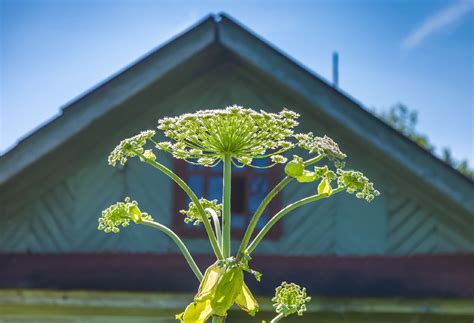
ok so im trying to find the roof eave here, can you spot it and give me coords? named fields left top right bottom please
left=216, top=13, right=474, bottom=215
left=1, top=13, right=472, bottom=215
left=0, top=15, right=219, bottom=186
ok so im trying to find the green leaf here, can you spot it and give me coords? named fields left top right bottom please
left=295, top=170, right=316, bottom=183
left=235, top=283, right=259, bottom=316
left=177, top=262, right=246, bottom=322
left=211, top=266, right=243, bottom=316
left=317, top=177, right=332, bottom=195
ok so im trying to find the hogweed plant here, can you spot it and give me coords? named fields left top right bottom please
left=100, top=105, right=379, bottom=322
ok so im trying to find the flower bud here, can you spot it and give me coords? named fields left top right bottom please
left=285, top=159, right=304, bottom=177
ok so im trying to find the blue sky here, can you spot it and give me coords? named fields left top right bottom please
left=1, top=0, right=473, bottom=164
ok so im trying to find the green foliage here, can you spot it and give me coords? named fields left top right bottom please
left=378, top=103, right=473, bottom=179
left=99, top=106, right=380, bottom=322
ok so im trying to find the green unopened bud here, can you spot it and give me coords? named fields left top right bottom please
left=285, top=156, right=304, bottom=177
left=270, top=155, right=288, bottom=164
left=129, top=204, right=142, bottom=223
left=140, top=149, right=156, bottom=161
left=272, top=282, right=311, bottom=317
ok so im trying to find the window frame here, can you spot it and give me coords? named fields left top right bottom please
left=171, top=159, right=283, bottom=240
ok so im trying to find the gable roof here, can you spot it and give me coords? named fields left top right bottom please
left=0, top=13, right=472, bottom=215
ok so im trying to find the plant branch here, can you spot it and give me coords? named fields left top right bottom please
left=141, top=219, right=203, bottom=281
left=270, top=313, right=285, bottom=323
left=206, top=207, right=223, bottom=252
left=133, top=150, right=223, bottom=260
left=246, top=186, right=345, bottom=254
left=237, top=154, right=325, bottom=259
left=237, top=176, right=292, bottom=259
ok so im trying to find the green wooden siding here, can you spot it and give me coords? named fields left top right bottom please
left=0, top=63, right=473, bottom=255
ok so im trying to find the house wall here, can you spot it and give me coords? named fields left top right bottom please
left=1, top=63, right=472, bottom=256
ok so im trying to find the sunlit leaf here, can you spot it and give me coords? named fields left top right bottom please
left=235, top=282, right=259, bottom=316
left=317, top=177, right=332, bottom=195
left=296, top=170, right=317, bottom=183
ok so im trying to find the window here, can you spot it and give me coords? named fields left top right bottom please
left=172, top=158, right=282, bottom=240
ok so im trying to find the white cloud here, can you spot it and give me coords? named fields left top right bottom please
left=402, top=0, right=474, bottom=50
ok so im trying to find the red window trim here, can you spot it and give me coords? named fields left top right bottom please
left=172, top=159, right=283, bottom=240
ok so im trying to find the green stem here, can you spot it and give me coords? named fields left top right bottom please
left=222, top=154, right=232, bottom=258
left=237, top=176, right=292, bottom=259
left=206, top=208, right=223, bottom=252
left=134, top=150, right=223, bottom=260
left=246, top=187, right=345, bottom=254
left=270, top=313, right=284, bottom=323
left=237, top=154, right=325, bottom=259
left=141, top=219, right=203, bottom=281
left=211, top=315, right=225, bottom=323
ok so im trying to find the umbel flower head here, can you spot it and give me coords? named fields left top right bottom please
left=98, top=197, right=153, bottom=233
left=156, top=105, right=299, bottom=167
left=108, top=130, right=156, bottom=166
left=106, top=106, right=350, bottom=172
left=295, top=133, right=346, bottom=168
left=337, top=169, right=380, bottom=202
left=272, top=282, right=311, bottom=317
left=180, top=198, right=222, bottom=225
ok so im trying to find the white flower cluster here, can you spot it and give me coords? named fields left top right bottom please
left=98, top=197, right=153, bottom=233
left=180, top=198, right=222, bottom=225
left=295, top=133, right=346, bottom=167
left=337, top=169, right=380, bottom=202
left=156, top=105, right=298, bottom=167
left=108, top=130, right=156, bottom=166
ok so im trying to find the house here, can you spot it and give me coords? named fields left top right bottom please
left=1, top=13, right=473, bottom=322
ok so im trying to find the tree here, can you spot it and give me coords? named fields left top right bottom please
left=377, top=103, right=473, bottom=179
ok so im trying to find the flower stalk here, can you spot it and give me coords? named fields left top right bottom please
left=237, top=154, right=325, bottom=260
left=134, top=149, right=223, bottom=260
left=141, top=219, right=203, bottom=281
left=247, top=187, right=346, bottom=254
left=222, top=154, right=232, bottom=258
left=270, top=313, right=284, bottom=323
left=207, top=208, right=223, bottom=252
